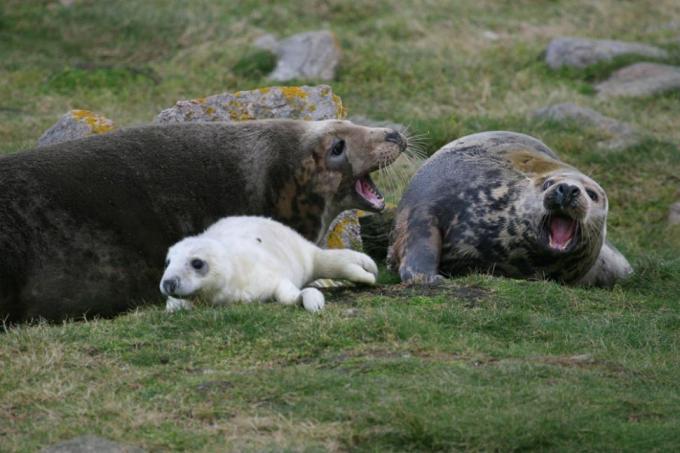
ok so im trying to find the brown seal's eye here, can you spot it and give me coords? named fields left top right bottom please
left=586, top=189, right=599, bottom=202
left=190, top=259, right=205, bottom=270
left=542, top=179, right=554, bottom=191
left=331, top=139, right=345, bottom=156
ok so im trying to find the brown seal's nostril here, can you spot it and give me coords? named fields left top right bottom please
left=385, top=130, right=406, bottom=150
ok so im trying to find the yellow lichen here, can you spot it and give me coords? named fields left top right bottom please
left=258, top=87, right=271, bottom=94
left=332, top=94, right=347, bottom=119
left=195, top=97, right=207, bottom=104
left=205, top=106, right=215, bottom=115
left=279, top=86, right=309, bottom=102
left=325, top=213, right=360, bottom=249
left=70, top=109, right=114, bottom=134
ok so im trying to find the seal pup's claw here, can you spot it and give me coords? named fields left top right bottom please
left=301, top=288, right=325, bottom=312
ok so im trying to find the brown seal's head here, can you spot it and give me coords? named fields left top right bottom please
left=303, top=120, right=407, bottom=213
left=534, top=169, right=608, bottom=254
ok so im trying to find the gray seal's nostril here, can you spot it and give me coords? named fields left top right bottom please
left=385, top=130, right=406, bottom=150
left=554, top=183, right=580, bottom=207
left=162, top=278, right=178, bottom=295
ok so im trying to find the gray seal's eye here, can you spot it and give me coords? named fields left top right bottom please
left=586, top=189, right=599, bottom=202
left=542, top=179, right=554, bottom=191
left=191, top=259, right=205, bottom=270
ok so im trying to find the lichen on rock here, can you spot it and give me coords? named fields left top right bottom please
left=155, top=84, right=346, bottom=124
left=37, top=109, right=114, bottom=147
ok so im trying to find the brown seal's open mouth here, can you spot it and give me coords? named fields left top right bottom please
left=354, top=174, right=385, bottom=211
left=545, top=214, right=578, bottom=252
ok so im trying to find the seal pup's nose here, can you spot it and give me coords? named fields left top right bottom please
left=162, top=277, right=179, bottom=296
left=385, top=129, right=406, bottom=150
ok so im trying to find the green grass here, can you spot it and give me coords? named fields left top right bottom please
left=2, top=0, right=680, bottom=451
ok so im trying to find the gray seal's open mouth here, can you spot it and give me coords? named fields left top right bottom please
left=545, top=214, right=579, bottom=252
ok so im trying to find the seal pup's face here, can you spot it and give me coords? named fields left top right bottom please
left=535, top=170, right=608, bottom=254
left=160, top=237, right=229, bottom=299
left=305, top=120, right=407, bottom=212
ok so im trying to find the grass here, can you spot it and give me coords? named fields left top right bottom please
left=1, top=0, right=680, bottom=451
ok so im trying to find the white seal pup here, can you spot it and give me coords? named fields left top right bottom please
left=160, top=216, right=379, bottom=312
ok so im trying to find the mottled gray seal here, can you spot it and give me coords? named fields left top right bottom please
left=389, top=131, right=632, bottom=287
left=0, top=119, right=406, bottom=322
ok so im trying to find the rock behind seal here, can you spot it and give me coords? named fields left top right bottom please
left=256, top=30, right=341, bottom=82
left=37, top=109, right=114, bottom=147
left=545, top=37, right=668, bottom=69
left=596, top=62, right=680, bottom=98
left=669, top=202, right=680, bottom=225
left=155, top=85, right=346, bottom=123
left=532, top=103, right=639, bottom=150
left=40, top=435, right=145, bottom=453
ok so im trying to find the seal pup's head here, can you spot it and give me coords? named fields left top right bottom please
left=302, top=120, right=407, bottom=212
left=160, top=237, right=229, bottom=300
left=534, top=169, right=608, bottom=254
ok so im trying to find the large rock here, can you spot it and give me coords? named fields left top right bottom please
left=532, top=103, right=639, bottom=150
left=38, top=109, right=114, bottom=147
left=156, top=85, right=346, bottom=124
left=256, top=31, right=341, bottom=82
left=41, top=435, right=145, bottom=453
left=596, top=63, right=680, bottom=98
left=669, top=202, right=680, bottom=225
left=545, top=37, right=668, bottom=70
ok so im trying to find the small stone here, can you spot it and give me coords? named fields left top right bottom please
left=253, top=33, right=278, bottom=53
left=37, top=110, right=114, bottom=147
left=545, top=37, right=668, bottom=70
left=596, top=63, right=680, bottom=98
left=532, top=103, right=639, bottom=150
left=323, top=210, right=364, bottom=251
left=569, top=354, right=594, bottom=363
left=156, top=85, right=346, bottom=124
left=669, top=202, right=680, bottom=225
left=481, top=30, right=500, bottom=41
left=343, top=308, right=360, bottom=317
left=41, top=435, right=145, bottom=453
left=268, top=30, right=341, bottom=81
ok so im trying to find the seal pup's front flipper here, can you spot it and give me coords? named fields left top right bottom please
left=312, top=249, right=378, bottom=285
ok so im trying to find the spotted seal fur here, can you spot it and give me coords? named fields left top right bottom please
left=0, top=119, right=405, bottom=322
left=389, top=131, right=632, bottom=287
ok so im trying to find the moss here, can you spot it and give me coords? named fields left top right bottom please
left=70, top=109, right=114, bottom=134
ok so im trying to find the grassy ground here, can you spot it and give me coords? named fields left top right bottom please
left=2, top=0, right=680, bottom=451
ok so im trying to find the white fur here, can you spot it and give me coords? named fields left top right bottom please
left=160, top=216, right=378, bottom=312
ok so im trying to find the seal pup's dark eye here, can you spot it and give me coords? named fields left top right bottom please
left=586, top=189, right=599, bottom=202
left=542, top=179, right=554, bottom=191
left=190, top=259, right=205, bottom=270
left=331, top=139, right=345, bottom=156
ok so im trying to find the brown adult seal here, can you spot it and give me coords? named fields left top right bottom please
left=389, top=131, right=632, bottom=287
left=0, top=119, right=406, bottom=322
